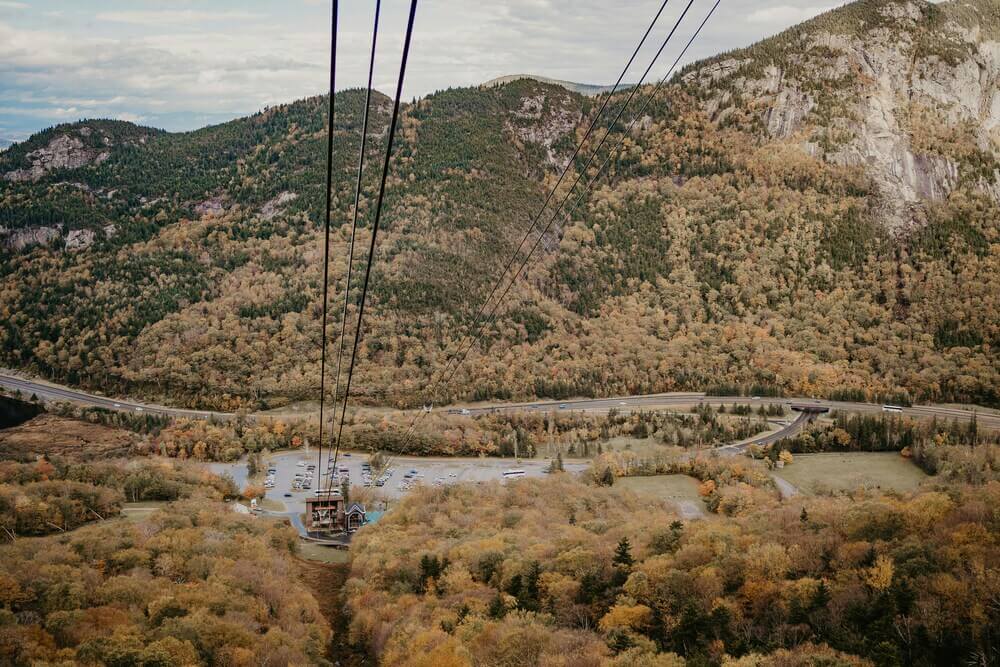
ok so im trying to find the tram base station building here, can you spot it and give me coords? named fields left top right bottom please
left=305, top=490, right=368, bottom=533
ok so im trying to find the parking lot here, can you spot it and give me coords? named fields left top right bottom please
left=210, top=450, right=590, bottom=526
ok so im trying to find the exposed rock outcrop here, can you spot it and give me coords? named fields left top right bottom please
left=680, top=0, right=1000, bottom=234
left=507, top=90, right=580, bottom=168
left=260, top=191, right=298, bottom=220
left=0, top=225, right=62, bottom=251
left=195, top=196, right=228, bottom=218
left=4, top=134, right=110, bottom=183
left=65, top=229, right=96, bottom=251
left=0, top=224, right=118, bottom=252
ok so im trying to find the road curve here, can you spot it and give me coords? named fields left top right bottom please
left=716, top=410, right=814, bottom=452
left=0, top=371, right=226, bottom=421
left=454, top=393, right=1000, bottom=430
left=2, top=371, right=998, bottom=434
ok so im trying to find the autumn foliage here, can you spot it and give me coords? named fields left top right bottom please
left=0, top=501, right=330, bottom=665
left=346, top=476, right=1000, bottom=665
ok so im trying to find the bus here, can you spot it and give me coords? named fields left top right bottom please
left=502, top=469, right=526, bottom=479
left=882, top=405, right=903, bottom=413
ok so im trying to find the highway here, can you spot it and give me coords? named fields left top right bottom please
left=3, top=371, right=998, bottom=446
left=0, top=371, right=225, bottom=421
left=451, top=392, right=1000, bottom=429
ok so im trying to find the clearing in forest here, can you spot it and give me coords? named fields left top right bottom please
left=776, top=452, right=927, bottom=495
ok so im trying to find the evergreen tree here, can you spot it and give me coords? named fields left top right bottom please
left=488, top=593, right=506, bottom=619
left=613, top=537, right=634, bottom=568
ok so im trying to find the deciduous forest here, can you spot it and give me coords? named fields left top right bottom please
left=2, top=0, right=997, bottom=411
left=347, top=476, right=999, bottom=666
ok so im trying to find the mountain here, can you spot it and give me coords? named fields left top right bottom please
left=482, top=74, right=634, bottom=96
left=0, top=0, right=997, bottom=411
left=676, top=0, right=1000, bottom=234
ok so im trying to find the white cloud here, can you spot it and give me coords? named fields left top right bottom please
left=1, top=0, right=858, bottom=138
left=0, top=105, right=84, bottom=119
left=0, top=2, right=28, bottom=9
left=747, top=4, right=836, bottom=24
left=115, top=111, right=145, bottom=123
left=96, top=10, right=263, bottom=26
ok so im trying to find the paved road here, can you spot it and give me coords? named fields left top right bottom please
left=454, top=392, right=1000, bottom=430
left=3, top=370, right=998, bottom=442
left=716, top=410, right=814, bottom=452
left=0, top=371, right=226, bottom=421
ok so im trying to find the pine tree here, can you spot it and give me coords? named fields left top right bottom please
left=812, top=580, right=831, bottom=609
left=488, top=593, right=506, bottom=619
left=613, top=537, right=634, bottom=568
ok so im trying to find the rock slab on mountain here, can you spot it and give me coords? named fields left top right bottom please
left=679, top=0, right=1000, bottom=233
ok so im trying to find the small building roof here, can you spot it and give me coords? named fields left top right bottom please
left=345, top=503, right=366, bottom=515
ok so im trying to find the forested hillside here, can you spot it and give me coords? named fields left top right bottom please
left=347, top=476, right=1000, bottom=665
left=1, top=0, right=998, bottom=410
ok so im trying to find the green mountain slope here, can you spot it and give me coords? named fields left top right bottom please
left=1, top=0, right=998, bottom=410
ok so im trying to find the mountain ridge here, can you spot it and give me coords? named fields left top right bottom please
left=0, top=0, right=997, bottom=411
left=481, top=74, right=634, bottom=96
left=676, top=0, right=1000, bottom=232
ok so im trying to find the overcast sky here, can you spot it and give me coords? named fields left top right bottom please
left=0, top=0, right=848, bottom=142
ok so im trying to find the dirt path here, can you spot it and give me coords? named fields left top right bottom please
left=293, top=555, right=370, bottom=665
left=676, top=500, right=707, bottom=520
left=771, top=474, right=799, bottom=498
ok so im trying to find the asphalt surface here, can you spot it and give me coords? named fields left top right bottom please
left=453, top=393, right=1000, bottom=428
left=0, top=371, right=225, bottom=420
left=3, top=370, right=997, bottom=441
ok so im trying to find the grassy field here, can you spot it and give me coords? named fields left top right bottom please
left=616, top=474, right=703, bottom=501
left=121, top=501, right=170, bottom=522
left=776, top=452, right=927, bottom=495
left=616, top=474, right=706, bottom=518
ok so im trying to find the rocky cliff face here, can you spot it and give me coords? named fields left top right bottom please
left=505, top=88, right=581, bottom=168
left=0, top=225, right=62, bottom=251
left=0, top=224, right=113, bottom=252
left=3, top=124, right=152, bottom=183
left=5, top=132, right=109, bottom=183
left=680, top=0, right=1000, bottom=234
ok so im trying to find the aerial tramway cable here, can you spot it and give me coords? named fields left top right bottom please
left=431, top=0, right=698, bottom=393
left=327, top=0, right=419, bottom=487
left=441, top=0, right=671, bottom=369
left=409, top=0, right=672, bottom=417
left=382, top=0, right=680, bottom=466
left=315, top=0, right=339, bottom=482
left=386, top=0, right=718, bottom=468
left=326, top=0, right=382, bottom=479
